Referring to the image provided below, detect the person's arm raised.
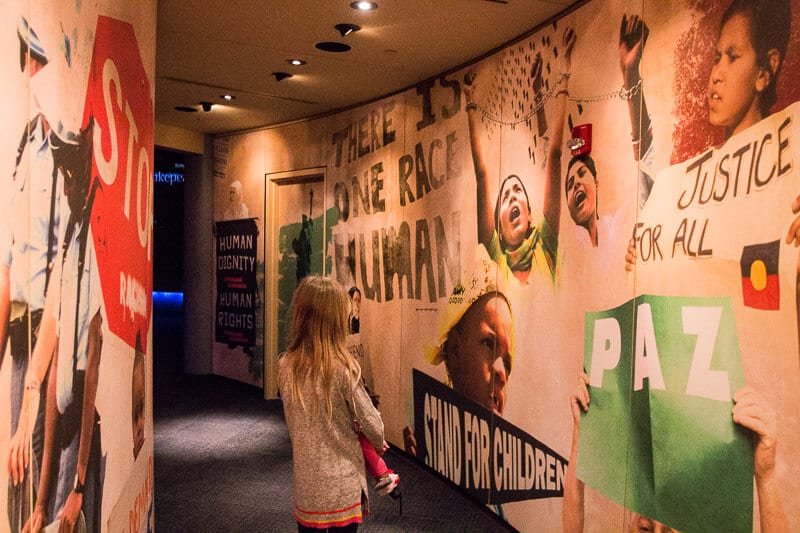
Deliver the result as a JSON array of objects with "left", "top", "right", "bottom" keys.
[
  {"left": 620, "top": 14, "right": 652, "bottom": 161},
  {"left": 464, "top": 72, "right": 495, "bottom": 249},
  {"left": 542, "top": 28, "right": 576, "bottom": 241}
]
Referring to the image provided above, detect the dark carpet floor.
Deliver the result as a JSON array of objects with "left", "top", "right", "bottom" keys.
[{"left": 152, "top": 300, "right": 514, "bottom": 532}]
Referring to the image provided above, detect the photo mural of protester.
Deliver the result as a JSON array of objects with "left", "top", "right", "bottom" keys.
[
  {"left": 464, "top": 28, "right": 575, "bottom": 285},
  {"left": 404, "top": 270, "right": 515, "bottom": 520},
  {"left": 627, "top": 0, "right": 793, "bottom": 270},
  {"left": 347, "top": 286, "right": 400, "bottom": 500},
  {"left": 223, "top": 180, "right": 249, "bottom": 220},
  {"left": 346, "top": 286, "right": 380, "bottom": 407},
  {"left": 577, "top": 3, "right": 796, "bottom": 530},
  {"left": 564, "top": 15, "right": 652, "bottom": 248},
  {"left": 626, "top": 0, "right": 789, "bottom": 217},
  {"left": 563, "top": 373, "right": 788, "bottom": 532},
  {"left": 707, "top": 0, "right": 790, "bottom": 140},
  {"left": 2, "top": 17, "right": 67, "bottom": 533},
  {"left": 22, "top": 120, "right": 105, "bottom": 533},
  {"left": 425, "top": 290, "right": 513, "bottom": 417},
  {"left": 345, "top": 284, "right": 384, "bottom": 472},
  {"left": 404, "top": 268, "right": 515, "bottom": 456},
  {"left": 620, "top": 0, "right": 800, "bottom": 254}
]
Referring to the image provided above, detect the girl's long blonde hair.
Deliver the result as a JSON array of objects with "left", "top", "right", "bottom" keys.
[{"left": 283, "top": 276, "right": 361, "bottom": 417}]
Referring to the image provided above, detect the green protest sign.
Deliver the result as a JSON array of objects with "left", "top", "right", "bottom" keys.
[{"left": 578, "top": 295, "right": 752, "bottom": 533}]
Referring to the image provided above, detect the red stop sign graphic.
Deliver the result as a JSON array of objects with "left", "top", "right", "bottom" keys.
[{"left": 83, "top": 16, "right": 153, "bottom": 350}]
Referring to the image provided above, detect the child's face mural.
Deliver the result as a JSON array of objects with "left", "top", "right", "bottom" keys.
[
  {"left": 566, "top": 161, "right": 597, "bottom": 227},
  {"left": 132, "top": 359, "right": 145, "bottom": 459},
  {"left": 498, "top": 177, "right": 531, "bottom": 248},
  {"left": 708, "top": 13, "right": 764, "bottom": 136},
  {"left": 447, "top": 295, "right": 513, "bottom": 416}
]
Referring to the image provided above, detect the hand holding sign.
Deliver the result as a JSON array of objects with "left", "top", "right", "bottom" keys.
[
  {"left": 569, "top": 372, "right": 590, "bottom": 430},
  {"left": 570, "top": 379, "right": 785, "bottom": 533},
  {"left": 731, "top": 386, "right": 788, "bottom": 532},
  {"left": 732, "top": 386, "right": 777, "bottom": 481},
  {"left": 578, "top": 295, "right": 753, "bottom": 532},
  {"left": 785, "top": 194, "right": 800, "bottom": 247}
]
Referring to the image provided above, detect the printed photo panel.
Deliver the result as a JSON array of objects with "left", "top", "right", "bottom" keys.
[
  {"left": 0, "top": 3, "right": 156, "bottom": 532},
  {"left": 211, "top": 0, "right": 800, "bottom": 530}
]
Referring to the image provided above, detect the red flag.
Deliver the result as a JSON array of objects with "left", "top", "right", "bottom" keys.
[{"left": 740, "top": 241, "right": 780, "bottom": 310}]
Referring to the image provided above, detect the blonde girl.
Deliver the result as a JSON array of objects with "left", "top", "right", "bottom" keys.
[{"left": 278, "top": 276, "right": 388, "bottom": 532}]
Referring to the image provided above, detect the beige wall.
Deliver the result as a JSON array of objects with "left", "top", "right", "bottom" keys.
[{"left": 209, "top": 0, "right": 800, "bottom": 530}]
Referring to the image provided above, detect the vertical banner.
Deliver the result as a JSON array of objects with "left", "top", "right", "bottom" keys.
[{"left": 215, "top": 219, "right": 258, "bottom": 347}]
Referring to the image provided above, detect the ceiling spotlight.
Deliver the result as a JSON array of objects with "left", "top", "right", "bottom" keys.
[
  {"left": 220, "top": 94, "right": 235, "bottom": 101},
  {"left": 287, "top": 58, "right": 306, "bottom": 66},
  {"left": 335, "top": 23, "right": 361, "bottom": 37},
  {"left": 200, "top": 101, "right": 213, "bottom": 112},
  {"left": 315, "top": 42, "right": 351, "bottom": 53},
  {"left": 350, "top": 1, "right": 377, "bottom": 10},
  {"left": 272, "top": 71, "right": 293, "bottom": 81}
]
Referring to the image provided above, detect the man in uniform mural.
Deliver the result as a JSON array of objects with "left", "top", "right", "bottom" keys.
[
  {"left": 22, "top": 119, "right": 104, "bottom": 533},
  {"left": 2, "top": 17, "right": 65, "bottom": 533}
]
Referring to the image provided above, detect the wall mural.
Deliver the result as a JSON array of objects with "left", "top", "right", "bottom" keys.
[
  {"left": 214, "top": 0, "right": 800, "bottom": 529},
  {"left": 0, "top": 4, "right": 155, "bottom": 532}
]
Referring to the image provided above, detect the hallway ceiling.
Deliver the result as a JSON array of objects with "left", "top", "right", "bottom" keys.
[{"left": 155, "top": 0, "right": 580, "bottom": 135}]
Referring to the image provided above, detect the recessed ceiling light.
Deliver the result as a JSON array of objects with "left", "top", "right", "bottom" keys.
[
  {"left": 287, "top": 59, "right": 306, "bottom": 66},
  {"left": 220, "top": 94, "right": 235, "bottom": 100},
  {"left": 315, "top": 41, "right": 351, "bottom": 53},
  {"left": 174, "top": 106, "right": 198, "bottom": 113},
  {"left": 335, "top": 23, "right": 361, "bottom": 37},
  {"left": 350, "top": 1, "right": 377, "bottom": 11}
]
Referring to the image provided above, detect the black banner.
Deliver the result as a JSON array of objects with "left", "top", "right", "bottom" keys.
[
  {"left": 412, "top": 369, "right": 567, "bottom": 504},
  {"left": 215, "top": 219, "right": 258, "bottom": 346}
]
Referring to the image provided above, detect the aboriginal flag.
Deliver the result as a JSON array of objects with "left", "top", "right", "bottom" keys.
[{"left": 740, "top": 240, "right": 780, "bottom": 310}]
